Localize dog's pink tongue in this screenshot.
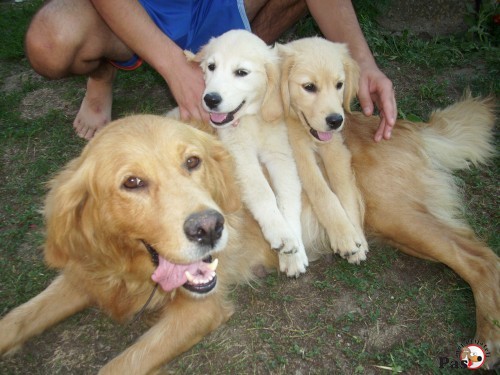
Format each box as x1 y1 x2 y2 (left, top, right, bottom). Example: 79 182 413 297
317 131 333 141
210 112 228 123
151 256 206 292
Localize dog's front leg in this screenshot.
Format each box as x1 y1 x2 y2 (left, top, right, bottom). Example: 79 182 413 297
0 273 91 355
318 134 368 261
260 127 308 276
288 124 366 263
231 148 299 254
98 292 233 375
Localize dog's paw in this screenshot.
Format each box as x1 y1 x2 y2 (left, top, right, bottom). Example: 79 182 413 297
346 232 369 264
328 224 368 263
272 237 298 255
264 227 299 255
346 247 368 264
279 247 309 278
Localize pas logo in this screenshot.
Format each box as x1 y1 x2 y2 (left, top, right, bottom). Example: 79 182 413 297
459 344 486 369
438 340 490 370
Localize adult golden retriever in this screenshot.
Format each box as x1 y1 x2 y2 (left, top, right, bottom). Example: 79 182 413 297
279 37 499 367
0 115 276 374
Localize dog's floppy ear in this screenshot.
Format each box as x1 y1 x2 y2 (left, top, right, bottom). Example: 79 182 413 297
43 155 96 268
276 43 293 116
202 135 241 213
342 51 360 113
184 50 196 61
260 47 283 122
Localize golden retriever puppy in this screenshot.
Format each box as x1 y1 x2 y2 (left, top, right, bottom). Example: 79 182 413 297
279 38 368 264
189 30 309 277
280 37 499 367
0 115 277 374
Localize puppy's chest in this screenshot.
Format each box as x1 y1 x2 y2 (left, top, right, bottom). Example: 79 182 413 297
216 117 281 153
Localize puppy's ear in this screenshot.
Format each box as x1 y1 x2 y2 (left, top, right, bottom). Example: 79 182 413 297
203 137 241 213
184 50 196 61
185 48 209 68
277 44 293 116
260 49 283 122
43 155 95 268
342 52 360 113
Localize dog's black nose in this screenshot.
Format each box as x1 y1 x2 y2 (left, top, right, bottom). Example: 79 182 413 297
203 92 222 110
184 209 225 248
325 113 343 130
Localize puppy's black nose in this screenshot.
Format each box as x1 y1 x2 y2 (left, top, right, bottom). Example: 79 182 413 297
184 209 225 248
326 113 343 130
203 92 222 110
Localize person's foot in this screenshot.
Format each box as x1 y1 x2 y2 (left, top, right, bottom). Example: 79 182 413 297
73 76 113 140
73 63 117 140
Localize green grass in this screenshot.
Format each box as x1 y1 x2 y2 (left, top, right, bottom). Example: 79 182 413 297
0 1 498 374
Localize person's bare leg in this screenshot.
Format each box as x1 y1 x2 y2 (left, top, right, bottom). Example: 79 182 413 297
25 0 133 139
245 0 308 44
73 64 116 139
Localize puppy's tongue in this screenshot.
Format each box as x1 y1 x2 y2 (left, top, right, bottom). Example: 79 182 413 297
210 112 229 123
317 131 333 142
151 255 218 292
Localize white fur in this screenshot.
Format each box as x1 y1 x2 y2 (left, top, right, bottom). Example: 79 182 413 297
195 30 308 277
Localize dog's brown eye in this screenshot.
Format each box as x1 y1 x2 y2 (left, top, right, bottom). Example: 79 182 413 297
303 83 317 93
208 63 216 71
185 156 201 171
336 82 344 90
235 69 248 77
123 176 146 189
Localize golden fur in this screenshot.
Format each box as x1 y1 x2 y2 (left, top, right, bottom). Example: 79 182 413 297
279 38 369 264
344 102 499 366
0 115 276 374
280 37 499 367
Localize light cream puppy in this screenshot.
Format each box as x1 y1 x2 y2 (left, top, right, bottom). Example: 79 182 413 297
191 30 308 277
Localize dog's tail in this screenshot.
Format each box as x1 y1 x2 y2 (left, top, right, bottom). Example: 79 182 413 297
421 94 496 171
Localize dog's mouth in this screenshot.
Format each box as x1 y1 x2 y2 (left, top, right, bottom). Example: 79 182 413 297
143 241 218 294
300 112 333 142
209 101 245 127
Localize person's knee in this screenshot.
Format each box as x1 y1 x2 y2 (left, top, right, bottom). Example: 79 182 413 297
25 7 80 79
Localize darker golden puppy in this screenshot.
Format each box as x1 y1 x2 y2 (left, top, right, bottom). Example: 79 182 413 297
0 115 276 374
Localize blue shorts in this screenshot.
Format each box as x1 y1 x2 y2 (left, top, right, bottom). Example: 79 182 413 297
111 0 250 70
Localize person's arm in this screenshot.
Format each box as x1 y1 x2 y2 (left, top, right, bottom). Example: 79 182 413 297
306 0 396 141
90 0 209 122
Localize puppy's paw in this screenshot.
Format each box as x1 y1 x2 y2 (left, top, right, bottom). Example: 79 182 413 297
264 227 299 255
346 247 368 264
328 224 368 263
279 247 309 278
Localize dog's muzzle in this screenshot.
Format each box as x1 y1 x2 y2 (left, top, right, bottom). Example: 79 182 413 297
205 98 245 126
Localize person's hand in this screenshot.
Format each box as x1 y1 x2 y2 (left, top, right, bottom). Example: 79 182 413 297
166 57 210 123
357 64 397 142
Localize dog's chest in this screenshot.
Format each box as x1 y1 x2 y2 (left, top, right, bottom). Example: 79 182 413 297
216 117 279 154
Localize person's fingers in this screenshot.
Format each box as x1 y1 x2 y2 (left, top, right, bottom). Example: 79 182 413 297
379 82 397 127
357 75 374 116
178 105 192 122
179 102 210 125
374 120 384 142
371 81 396 141
383 90 397 140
